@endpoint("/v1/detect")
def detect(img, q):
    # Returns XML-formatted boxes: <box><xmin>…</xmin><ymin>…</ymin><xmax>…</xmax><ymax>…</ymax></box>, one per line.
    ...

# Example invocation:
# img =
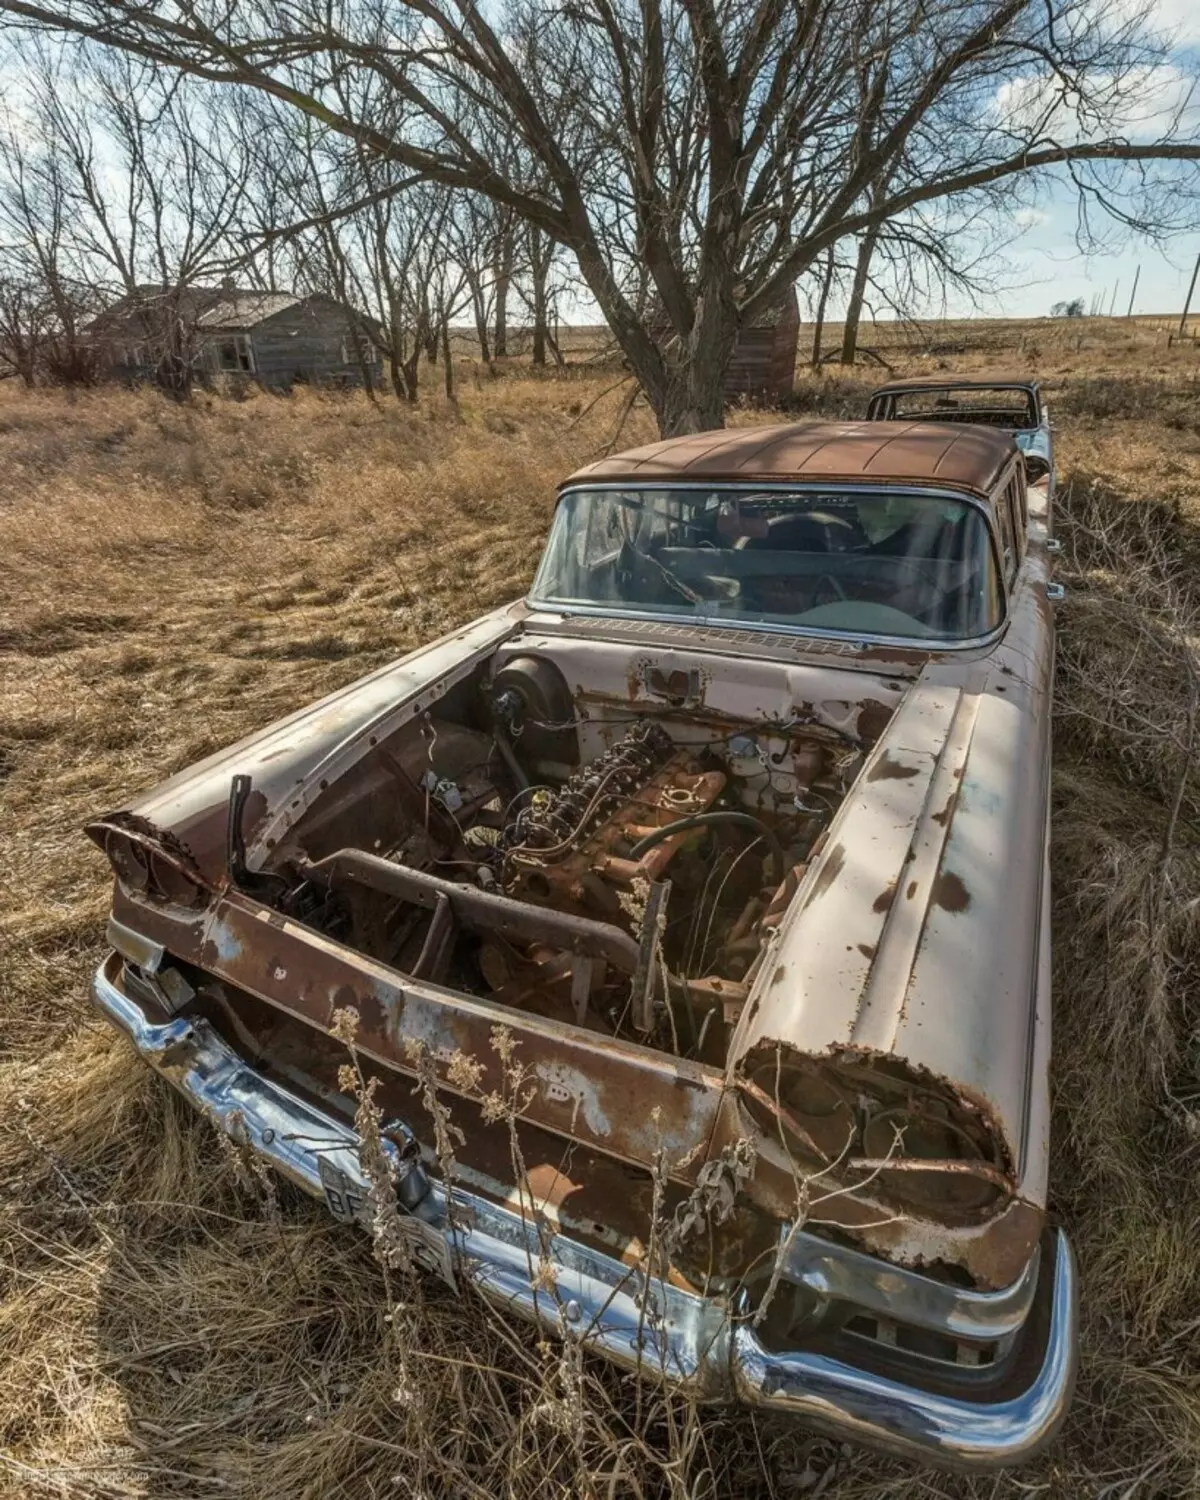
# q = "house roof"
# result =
<box><xmin>88</xmin><ymin>286</ymin><xmax>379</xmax><ymax>336</ymax></box>
<box><xmin>740</xmin><ymin>286</ymin><xmax>800</xmax><ymax>329</ymax></box>
<box><xmin>561</xmin><ymin>420</ymin><xmax>1018</xmax><ymax>498</ymax></box>
<box><xmin>196</xmin><ymin>292</ymin><xmax>303</xmax><ymax>330</ymax></box>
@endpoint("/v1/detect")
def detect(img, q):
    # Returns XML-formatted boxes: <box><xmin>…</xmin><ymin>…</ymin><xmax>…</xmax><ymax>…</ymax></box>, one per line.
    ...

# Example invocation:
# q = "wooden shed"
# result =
<box><xmin>90</xmin><ymin>286</ymin><xmax>384</xmax><ymax>390</ymax></box>
<box><xmin>723</xmin><ymin>288</ymin><xmax>799</xmax><ymax>402</ymax></box>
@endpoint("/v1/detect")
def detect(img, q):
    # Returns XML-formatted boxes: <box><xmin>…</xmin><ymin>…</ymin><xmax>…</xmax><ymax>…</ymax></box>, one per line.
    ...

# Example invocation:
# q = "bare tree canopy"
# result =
<box><xmin>1</xmin><ymin>0</ymin><xmax>1198</xmax><ymax>430</ymax></box>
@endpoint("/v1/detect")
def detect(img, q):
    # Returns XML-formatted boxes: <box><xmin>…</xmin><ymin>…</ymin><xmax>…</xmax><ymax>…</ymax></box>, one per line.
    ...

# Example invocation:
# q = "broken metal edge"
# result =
<box><xmin>90</xmin><ymin>953</ymin><xmax>1078</xmax><ymax>1470</ymax></box>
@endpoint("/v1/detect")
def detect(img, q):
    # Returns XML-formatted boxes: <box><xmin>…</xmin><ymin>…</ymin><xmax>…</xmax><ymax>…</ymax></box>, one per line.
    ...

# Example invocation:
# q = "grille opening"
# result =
<box><xmin>843</xmin><ymin>1313</ymin><xmax>998</xmax><ymax>1368</ymax></box>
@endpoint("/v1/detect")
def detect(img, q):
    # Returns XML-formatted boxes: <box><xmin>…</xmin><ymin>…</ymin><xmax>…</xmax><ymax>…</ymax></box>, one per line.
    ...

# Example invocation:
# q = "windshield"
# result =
<box><xmin>886</xmin><ymin>387</ymin><xmax>1037</xmax><ymax>429</ymax></box>
<box><xmin>531</xmin><ymin>486</ymin><xmax>1003</xmax><ymax>642</ymax></box>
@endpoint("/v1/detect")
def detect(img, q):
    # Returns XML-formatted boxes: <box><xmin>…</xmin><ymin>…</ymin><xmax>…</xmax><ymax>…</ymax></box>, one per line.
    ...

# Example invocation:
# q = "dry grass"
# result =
<box><xmin>1</xmin><ymin>320</ymin><xmax>1199</xmax><ymax>1497</ymax></box>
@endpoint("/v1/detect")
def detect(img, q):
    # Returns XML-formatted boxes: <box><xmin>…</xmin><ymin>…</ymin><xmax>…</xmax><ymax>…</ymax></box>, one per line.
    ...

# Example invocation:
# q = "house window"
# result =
<box><xmin>216</xmin><ymin>334</ymin><xmax>255</xmax><ymax>373</ymax></box>
<box><xmin>341</xmin><ymin>331</ymin><xmax>380</xmax><ymax>366</ymax></box>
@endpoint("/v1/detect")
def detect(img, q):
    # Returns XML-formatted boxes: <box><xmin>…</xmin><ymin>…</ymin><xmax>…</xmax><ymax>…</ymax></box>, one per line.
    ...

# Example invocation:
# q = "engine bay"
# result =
<box><xmin>266</xmin><ymin>642</ymin><xmax>891</xmax><ymax>1067</ymax></box>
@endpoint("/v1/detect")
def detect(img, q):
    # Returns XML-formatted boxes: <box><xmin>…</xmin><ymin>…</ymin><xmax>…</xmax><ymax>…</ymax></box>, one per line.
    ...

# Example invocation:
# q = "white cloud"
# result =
<box><xmin>993</xmin><ymin>64</ymin><xmax>1200</xmax><ymax>144</ymax></box>
<box><xmin>1013</xmin><ymin>207</ymin><xmax>1051</xmax><ymax>228</ymax></box>
<box><xmin>1123</xmin><ymin>0</ymin><xmax>1200</xmax><ymax>45</ymax></box>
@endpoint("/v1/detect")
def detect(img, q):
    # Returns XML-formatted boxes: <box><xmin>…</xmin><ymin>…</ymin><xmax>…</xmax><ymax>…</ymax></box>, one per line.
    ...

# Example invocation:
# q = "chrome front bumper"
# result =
<box><xmin>91</xmin><ymin>954</ymin><xmax>1077</xmax><ymax>1469</ymax></box>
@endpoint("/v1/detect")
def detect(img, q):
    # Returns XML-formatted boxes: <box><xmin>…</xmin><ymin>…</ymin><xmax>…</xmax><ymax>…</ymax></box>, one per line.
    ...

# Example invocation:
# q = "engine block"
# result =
<box><xmin>502</xmin><ymin>722</ymin><xmax>725</xmax><ymax>919</ymax></box>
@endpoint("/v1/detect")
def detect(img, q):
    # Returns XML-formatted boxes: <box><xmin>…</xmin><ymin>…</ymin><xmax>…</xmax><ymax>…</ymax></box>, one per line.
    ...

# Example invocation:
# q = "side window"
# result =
<box><xmin>995</xmin><ymin>487</ymin><xmax>1016</xmax><ymax>584</ymax></box>
<box><xmin>1007</xmin><ymin>475</ymin><xmax>1027</xmax><ymax>559</ymax></box>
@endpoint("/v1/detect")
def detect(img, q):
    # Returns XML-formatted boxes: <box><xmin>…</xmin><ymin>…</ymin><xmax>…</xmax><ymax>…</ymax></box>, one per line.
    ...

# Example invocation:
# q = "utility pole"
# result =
<box><xmin>1179</xmin><ymin>251</ymin><xmax>1200</xmax><ymax>337</ymax></box>
<box><xmin>1126</xmin><ymin>266</ymin><xmax>1140</xmax><ymax>319</ymax></box>
<box><xmin>1108</xmin><ymin>281</ymin><xmax>1120</xmax><ymax>317</ymax></box>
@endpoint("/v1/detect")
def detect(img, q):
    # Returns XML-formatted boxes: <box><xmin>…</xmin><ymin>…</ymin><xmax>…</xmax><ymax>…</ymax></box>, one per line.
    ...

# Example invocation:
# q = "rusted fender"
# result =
<box><xmin>727</xmin><ymin>539</ymin><xmax>1056</xmax><ymax>1243</ymax></box>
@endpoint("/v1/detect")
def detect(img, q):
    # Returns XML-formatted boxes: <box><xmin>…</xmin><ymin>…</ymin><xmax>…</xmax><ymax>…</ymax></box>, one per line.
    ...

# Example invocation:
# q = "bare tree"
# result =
<box><xmin>0</xmin><ymin>84</ymin><xmax>100</xmax><ymax>382</ymax></box>
<box><xmin>0</xmin><ymin>36</ymin><xmax>254</xmax><ymax>390</ymax></box>
<box><xmin>808</xmin><ymin>248</ymin><xmax>840</xmax><ymax>370</ymax></box>
<box><xmin>2</xmin><ymin>0</ymin><xmax>1199</xmax><ymax>432</ymax></box>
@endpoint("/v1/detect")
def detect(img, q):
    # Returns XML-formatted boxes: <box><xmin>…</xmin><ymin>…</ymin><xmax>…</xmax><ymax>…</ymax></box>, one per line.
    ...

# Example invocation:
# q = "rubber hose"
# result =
<box><xmin>627</xmin><ymin>811</ymin><xmax>786</xmax><ymax>888</ymax></box>
<box><xmin>493</xmin><ymin>730</ymin><xmax>530</xmax><ymax>791</ymax></box>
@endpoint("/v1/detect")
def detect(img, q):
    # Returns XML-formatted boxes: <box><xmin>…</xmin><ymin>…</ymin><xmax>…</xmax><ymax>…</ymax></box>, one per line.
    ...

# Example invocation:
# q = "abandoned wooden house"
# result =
<box><xmin>90</xmin><ymin>286</ymin><xmax>384</xmax><ymax>389</ymax></box>
<box><xmin>722</xmin><ymin>287</ymin><xmax>800</xmax><ymax>402</ymax></box>
<box><xmin>648</xmin><ymin>286</ymin><xmax>800</xmax><ymax>405</ymax></box>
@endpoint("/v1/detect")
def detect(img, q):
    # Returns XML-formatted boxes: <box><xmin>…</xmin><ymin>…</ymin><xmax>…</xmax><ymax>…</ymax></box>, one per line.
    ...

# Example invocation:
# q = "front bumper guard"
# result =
<box><xmin>92</xmin><ymin>954</ymin><xmax>1077</xmax><ymax>1469</ymax></box>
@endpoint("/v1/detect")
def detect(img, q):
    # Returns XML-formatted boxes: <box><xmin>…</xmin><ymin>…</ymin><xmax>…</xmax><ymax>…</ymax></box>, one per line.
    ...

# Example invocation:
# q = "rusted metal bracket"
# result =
<box><xmin>301</xmin><ymin>849</ymin><xmax>641</xmax><ymax>974</ymax></box>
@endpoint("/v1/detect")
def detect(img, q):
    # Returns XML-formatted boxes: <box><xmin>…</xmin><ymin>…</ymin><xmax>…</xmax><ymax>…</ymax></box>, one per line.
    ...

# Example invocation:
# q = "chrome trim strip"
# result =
<box><xmin>91</xmin><ymin>954</ymin><xmax>1077</xmax><ymax>1469</ymax></box>
<box><xmin>732</xmin><ymin>1233</ymin><xmax>1077</xmax><ymax>1469</ymax></box>
<box><xmin>107</xmin><ymin>915</ymin><xmax>165</xmax><ymax>974</ymax></box>
<box><xmin>779</xmin><ymin>1227</ymin><xmax>1040</xmax><ymax>1342</ymax></box>
<box><xmin>523</xmin><ymin>600</ymin><xmax>1008</xmax><ymax>657</ymax></box>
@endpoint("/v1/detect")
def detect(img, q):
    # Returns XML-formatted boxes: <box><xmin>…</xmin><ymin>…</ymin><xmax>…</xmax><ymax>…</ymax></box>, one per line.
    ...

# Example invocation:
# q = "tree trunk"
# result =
<box><xmin>529</xmin><ymin>226</ymin><xmax>551</xmax><ymax>366</ymax></box>
<box><xmin>471</xmin><ymin>282</ymin><xmax>492</xmax><ymax>364</ymax></box>
<box><xmin>811</xmin><ymin>247</ymin><xmax>836</xmax><ymax>369</ymax></box>
<box><xmin>840</xmin><ymin>226</ymin><xmax>880</xmax><ymax>366</ymax></box>
<box><xmin>401</xmin><ymin>346</ymin><xmax>420</xmax><ymax>400</ymax></box>
<box><xmin>532</xmin><ymin>274</ymin><xmax>547</xmax><ymax>367</ymax></box>
<box><xmin>442</xmin><ymin>320</ymin><xmax>454</xmax><ymax>401</ymax></box>
<box><xmin>422</xmin><ymin>291</ymin><xmax>438</xmax><ymax>363</ymax></box>
<box><xmin>653</xmin><ymin>305</ymin><xmax>738</xmax><ymax>436</ymax></box>
<box><xmin>493</xmin><ymin>229</ymin><xmax>513</xmax><ymax>358</ymax></box>
<box><xmin>388</xmin><ymin>344</ymin><xmax>406</xmax><ymax>400</ymax></box>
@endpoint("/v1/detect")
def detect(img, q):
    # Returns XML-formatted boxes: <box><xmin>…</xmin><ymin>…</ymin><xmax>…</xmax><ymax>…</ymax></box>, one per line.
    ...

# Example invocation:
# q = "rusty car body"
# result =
<box><xmin>88</xmin><ymin>419</ymin><xmax>1076</xmax><ymax>1469</ymax></box>
<box><xmin>867</xmin><ymin>377</ymin><xmax>1055</xmax><ymax>490</ymax></box>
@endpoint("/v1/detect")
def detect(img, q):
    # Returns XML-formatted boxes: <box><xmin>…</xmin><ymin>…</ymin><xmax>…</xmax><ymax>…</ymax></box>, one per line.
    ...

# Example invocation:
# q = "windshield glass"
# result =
<box><xmin>531</xmin><ymin>486</ymin><xmax>1003</xmax><ymax>641</ymax></box>
<box><xmin>888</xmin><ymin>387</ymin><xmax>1037</xmax><ymax>429</ymax></box>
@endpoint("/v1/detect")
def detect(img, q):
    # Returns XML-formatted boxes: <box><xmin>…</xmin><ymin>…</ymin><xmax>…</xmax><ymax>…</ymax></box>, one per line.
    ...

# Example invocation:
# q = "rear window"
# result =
<box><xmin>884</xmin><ymin>387</ymin><xmax>1037</xmax><ymax>429</ymax></box>
<box><xmin>532</xmin><ymin>486</ymin><xmax>1004</xmax><ymax>642</ymax></box>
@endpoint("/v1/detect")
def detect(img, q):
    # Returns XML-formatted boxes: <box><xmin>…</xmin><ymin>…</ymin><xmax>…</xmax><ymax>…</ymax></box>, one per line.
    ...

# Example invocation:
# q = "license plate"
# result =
<box><xmin>318</xmin><ymin>1156</ymin><xmax>457</xmax><ymax>1291</ymax></box>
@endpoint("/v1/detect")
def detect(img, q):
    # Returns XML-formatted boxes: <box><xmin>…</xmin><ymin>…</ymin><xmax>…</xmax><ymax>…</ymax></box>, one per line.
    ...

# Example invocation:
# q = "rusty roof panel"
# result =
<box><xmin>563</xmin><ymin>421</ymin><xmax>1018</xmax><ymax>497</ymax></box>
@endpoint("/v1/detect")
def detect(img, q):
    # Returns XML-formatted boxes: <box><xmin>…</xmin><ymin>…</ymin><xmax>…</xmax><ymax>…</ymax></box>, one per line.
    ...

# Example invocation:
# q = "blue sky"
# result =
<box><xmin>998</xmin><ymin>215</ymin><xmax>1200</xmax><ymax>319</ymax></box>
<box><xmin>881</xmin><ymin>0</ymin><xmax>1200</xmax><ymax>320</ymax></box>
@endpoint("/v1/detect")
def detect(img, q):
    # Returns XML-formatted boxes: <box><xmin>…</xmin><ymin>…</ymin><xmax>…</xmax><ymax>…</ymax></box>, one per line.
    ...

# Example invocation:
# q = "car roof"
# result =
<box><xmin>869</xmin><ymin>375</ymin><xmax>1039</xmax><ymax>395</ymax></box>
<box><xmin>561</xmin><ymin>419</ymin><xmax>1018</xmax><ymax>499</ymax></box>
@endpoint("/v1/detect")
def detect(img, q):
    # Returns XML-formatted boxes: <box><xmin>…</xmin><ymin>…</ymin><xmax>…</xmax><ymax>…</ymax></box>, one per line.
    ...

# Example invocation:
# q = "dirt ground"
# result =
<box><xmin>1</xmin><ymin>316</ymin><xmax>1198</xmax><ymax>1498</ymax></box>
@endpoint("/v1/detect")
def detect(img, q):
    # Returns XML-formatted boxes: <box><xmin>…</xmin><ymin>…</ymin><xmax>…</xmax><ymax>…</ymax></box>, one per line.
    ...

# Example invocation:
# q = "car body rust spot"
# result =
<box><xmin>931</xmin><ymin>791</ymin><xmax>958</xmax><ymax>827</ymax></box>
<box><xmin>803</xmin><ymin>841</ymin><xmax>845</xmax><ymax>908</ymax></box>
<box><xmin>872</xmin><ymin>882</ymin><xmax>896</xmax><ymax>915</ymax></box>
<box><xmin>932</xmin><ymin>870</ymin><xmax>971</xmax><ymax>912</ymax></box>
<box><xmin>867</xmin><ymin>750</ymin><xmax>920</xmax><ymax>782</ymax></box>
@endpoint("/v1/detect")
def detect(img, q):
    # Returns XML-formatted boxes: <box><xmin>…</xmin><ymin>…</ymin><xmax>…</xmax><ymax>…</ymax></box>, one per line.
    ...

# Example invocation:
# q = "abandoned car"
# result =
<box><xmin>866</xmin><ymin>376</ymin><xmax>1054</xmax><ymax>488</ymax></box>
<box><xmin>89</xmin><ymin>419</ymin><xmax>1076</xmax><ymax>1469</ymax></box>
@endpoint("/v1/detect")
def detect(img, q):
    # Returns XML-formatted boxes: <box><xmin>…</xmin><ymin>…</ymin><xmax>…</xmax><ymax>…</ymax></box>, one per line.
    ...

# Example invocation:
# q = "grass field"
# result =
<box><xmin>1</xmin><ymin>316</ymin><xmax>1199</xmax><ymax>1497</ymax></box>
